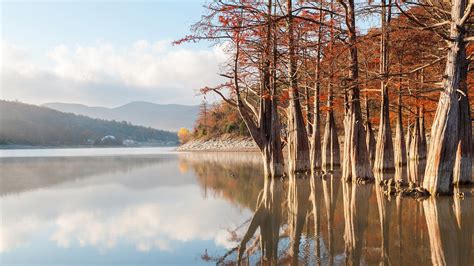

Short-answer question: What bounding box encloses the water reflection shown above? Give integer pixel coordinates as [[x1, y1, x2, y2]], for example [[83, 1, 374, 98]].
[[230, 170, 473, 265], [0, 151, 473, 265]]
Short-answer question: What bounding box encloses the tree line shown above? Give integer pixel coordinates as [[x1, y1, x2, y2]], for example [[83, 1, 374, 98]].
[[0, 100, 178, 146], [179, 0, 473, 196]]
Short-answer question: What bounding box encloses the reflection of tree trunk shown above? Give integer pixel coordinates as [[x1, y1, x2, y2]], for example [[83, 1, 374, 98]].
[[310, 173, 322, 265], [238, 177, 283, 264], [375, 179, 392, 265], [454, 187, 473, 266], [322, 172, 340, 265], [343, 182, 372, 265], [396, 196, 403, 266], [288, 174, 311, 265], [423, 197, 459, 265]]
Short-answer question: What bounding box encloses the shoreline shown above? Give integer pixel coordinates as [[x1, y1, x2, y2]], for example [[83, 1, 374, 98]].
[[176, 136, 258, 152]]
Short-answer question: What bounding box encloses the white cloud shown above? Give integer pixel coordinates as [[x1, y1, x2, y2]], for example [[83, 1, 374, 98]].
[[0, 40, 228, 106], [0, 182, 249, 253]]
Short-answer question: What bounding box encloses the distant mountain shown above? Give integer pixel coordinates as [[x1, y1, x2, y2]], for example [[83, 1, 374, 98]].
[[43, 101, 199, 131], [0, 100, 178, 146]]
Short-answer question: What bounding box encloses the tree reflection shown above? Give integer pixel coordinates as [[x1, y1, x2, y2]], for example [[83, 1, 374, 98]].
[[321, 171, 340, 265], [423, 190, 473, 265], [238, 177, 284, 265], [342, 181, 372, 265]]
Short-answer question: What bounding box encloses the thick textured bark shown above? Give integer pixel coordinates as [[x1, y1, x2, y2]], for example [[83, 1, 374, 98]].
[[374, 0, 395, 174], [339, 0, 374, 182], [419, 108, 427, 160], [365, 90, 376, 166], [453, 58, 472, 185], [321, 2, 340, 173], [394, 87, 407, 167], [406, 120, 411, 160], [287, 0, 310, 173], [310, 4, 324, 172], [322, 108, 341, 172], [423, 0, 468, 195], [408, 115, 426, 184], [238, 177, 283, 264], [342, 182, 372, 265], [235, 2, 285, 178]]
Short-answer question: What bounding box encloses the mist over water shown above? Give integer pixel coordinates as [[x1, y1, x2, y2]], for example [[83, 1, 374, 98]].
[[0, 149, 472, 265]]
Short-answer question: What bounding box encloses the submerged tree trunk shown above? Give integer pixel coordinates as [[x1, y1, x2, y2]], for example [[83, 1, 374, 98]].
[[311, 5, 324, 172], [423, 0, 468, 195], [374, 0, 395, 174], [453, 58, 472, 185], [409, 112, 426, 184], [419, 107, 427, 160], [340, 0, 374, 182], [322, 1, 340, 173], [287, 0, 310, 173], [394, 78, 407, 167], [234, 1, 285, 178], [365, 96, 376, 167]]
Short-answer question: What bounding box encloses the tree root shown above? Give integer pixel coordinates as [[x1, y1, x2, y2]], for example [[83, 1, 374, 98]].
[[379, 177, 430, 199]]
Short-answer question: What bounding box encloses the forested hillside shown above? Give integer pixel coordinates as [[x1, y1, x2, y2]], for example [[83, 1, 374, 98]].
[[0, 100, 178, 146]]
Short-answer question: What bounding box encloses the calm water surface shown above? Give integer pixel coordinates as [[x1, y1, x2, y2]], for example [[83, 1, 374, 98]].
[[0, 148, 472, 265]]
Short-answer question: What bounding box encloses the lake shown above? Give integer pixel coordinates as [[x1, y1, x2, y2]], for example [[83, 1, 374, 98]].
[[0, 148, 472, 265]]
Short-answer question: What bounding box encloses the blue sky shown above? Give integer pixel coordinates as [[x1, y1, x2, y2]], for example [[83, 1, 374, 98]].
[[2, 1, 208, 58], [1, 1, 378, 107], [1, 1, 225, 106]]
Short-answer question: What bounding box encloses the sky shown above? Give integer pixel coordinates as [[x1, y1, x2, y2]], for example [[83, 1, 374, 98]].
[[1, 0, 227, 107]]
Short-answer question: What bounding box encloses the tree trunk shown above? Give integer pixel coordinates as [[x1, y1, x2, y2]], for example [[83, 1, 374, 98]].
[[287, 0, 310, 173], [453, 57, 472, 185], [322, 0, 340, 173], [234, 2, 285, 178], [419, 107, 427, 160], [374, 0, 395, 174], [394, 79, 407, 167], [408, 113, 426, 185], [423, 0, 468, 195], [365, 95, 376, 167], [340, 0, 374, 182], [311, 5, 324, 172]]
